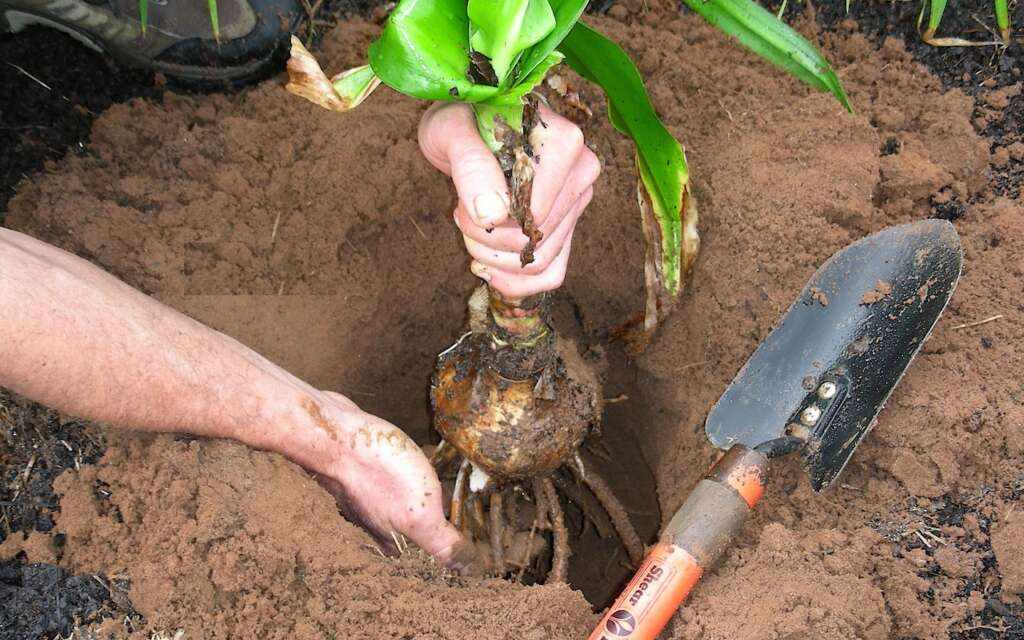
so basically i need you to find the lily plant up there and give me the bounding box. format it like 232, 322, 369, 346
286, 0, 851, 334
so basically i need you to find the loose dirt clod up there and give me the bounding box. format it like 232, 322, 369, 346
860, 280, 893, 305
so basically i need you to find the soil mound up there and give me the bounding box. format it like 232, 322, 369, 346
3, 0, 1022, 638
50, 434, 593, 638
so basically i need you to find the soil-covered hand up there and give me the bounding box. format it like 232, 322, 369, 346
304, 391, 480, 573
1, 229, 481, 573
419, 102, 600, 299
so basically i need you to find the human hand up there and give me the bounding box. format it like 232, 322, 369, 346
275, 391, 479, 573
418, 102, 600, 299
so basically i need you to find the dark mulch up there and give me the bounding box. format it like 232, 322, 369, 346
0, 390, 104, 545
0, 560, 130, 640
0, 29, 160, 222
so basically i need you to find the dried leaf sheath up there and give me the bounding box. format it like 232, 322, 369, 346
286, 37, 382, 112
637, 161, 700, 333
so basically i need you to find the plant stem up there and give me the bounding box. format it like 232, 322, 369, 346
486, 288, 555, 380
473, 102, 525, 152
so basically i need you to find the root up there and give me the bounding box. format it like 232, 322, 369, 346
540, 478, 570, 583
490, 491, 506, 576
430, 440, 458, 471
472, 495, 487, 531
439, 451, 637, 585
572, 460, 644, 566
467, 493, 489, 541
450, 459, 470, 529
552, 471, 616, 541
516, 511, 540, 582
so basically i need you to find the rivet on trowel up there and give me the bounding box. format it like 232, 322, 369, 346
800, 405, 822, 426
817, 381, 838, 400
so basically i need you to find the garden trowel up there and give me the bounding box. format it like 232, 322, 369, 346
588, 219, 962, 640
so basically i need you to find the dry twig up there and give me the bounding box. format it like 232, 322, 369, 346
951, 314, 1003, 330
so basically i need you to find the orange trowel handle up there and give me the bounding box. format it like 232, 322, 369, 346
586, 445, 769, 640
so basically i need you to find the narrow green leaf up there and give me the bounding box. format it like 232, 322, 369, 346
994, 0, 1009, 29
927, 0, 948, 34
559, 21, 690, 298
682, 0, 852, 113
468, 0, 555, 84
138, 0, 148, 35
208, 0, 220, 43
517, 0, 588, 79
994, 0, 1009, 40
368, 0, 500, 102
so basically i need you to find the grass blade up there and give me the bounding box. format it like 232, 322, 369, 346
994, 0, 1010, 42
920, 0, 948, 40
138, 0, 147, 35
682, 0, 852, 112
208, 0, 220, 43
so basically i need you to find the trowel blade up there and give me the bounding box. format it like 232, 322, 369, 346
705, 219, 963, 490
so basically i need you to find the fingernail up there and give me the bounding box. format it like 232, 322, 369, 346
472, 192, 508, 227
470, 261, 491, 282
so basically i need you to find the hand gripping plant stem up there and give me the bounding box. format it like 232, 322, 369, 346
285, 0, 851, 581
286, 0, 851, 337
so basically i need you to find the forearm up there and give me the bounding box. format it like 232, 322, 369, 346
0, 229, 344, 472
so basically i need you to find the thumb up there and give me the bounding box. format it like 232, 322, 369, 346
419, 103, 510, 228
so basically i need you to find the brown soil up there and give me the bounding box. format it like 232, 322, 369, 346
3, 1, 1023, 638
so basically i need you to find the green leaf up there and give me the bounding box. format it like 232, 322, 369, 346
368, 0, 501, 102
491, 52, 564, 105
682, 0, 852, 113
559, 21, 693, 303
208, 0, 220, 42
517, 0, 588, 79
923, 0, 948, 35
994, 0, 1009, 40
138, 0, 148, 35
468, 0, 555, 84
